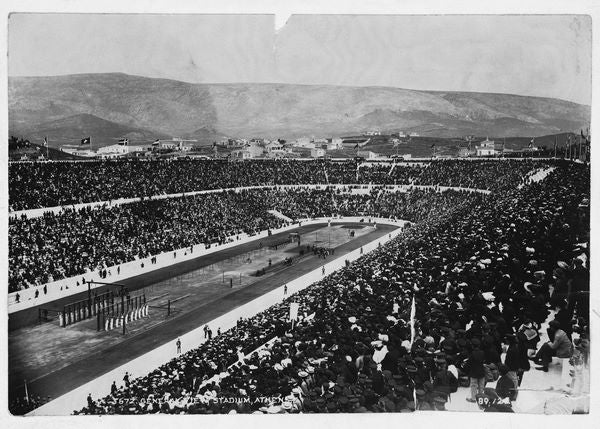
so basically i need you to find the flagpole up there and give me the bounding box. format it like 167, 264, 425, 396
410, 296, 416, 346
24, 379, 29, 405
570, 136, 573, 160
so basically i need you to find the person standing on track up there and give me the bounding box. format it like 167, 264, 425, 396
176, 338, 181, 354
284, 284, 288, 295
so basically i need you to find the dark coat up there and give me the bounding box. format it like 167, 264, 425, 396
464, 349, 486, 379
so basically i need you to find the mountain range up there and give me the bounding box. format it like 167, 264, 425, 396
8, 73, 590, 147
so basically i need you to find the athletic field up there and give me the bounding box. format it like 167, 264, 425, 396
9, 222, 398, 407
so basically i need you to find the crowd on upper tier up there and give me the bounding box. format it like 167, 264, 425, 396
67, 162, 588, 415
8, 188, 480, 293
9, 159, 549, 210
267, 188, 485, 225
9, 190, 282, 292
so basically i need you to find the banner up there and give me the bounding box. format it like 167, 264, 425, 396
289, 302, 299, 321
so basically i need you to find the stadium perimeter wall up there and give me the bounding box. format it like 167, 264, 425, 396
28, 216, 407, 416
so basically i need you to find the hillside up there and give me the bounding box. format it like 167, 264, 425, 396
8, 142, 86, 161
8, 73, 590, 144
10, 113, 171, 147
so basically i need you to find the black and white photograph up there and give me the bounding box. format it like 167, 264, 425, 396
1, 0, 597, 425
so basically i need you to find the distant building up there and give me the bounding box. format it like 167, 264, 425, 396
157, 140, 195, 151
231, 149, 254, 160
341, 136, 370, 148
458, 147, 475, 158
60, 146, 96, 157
98, 144, 147, 155
220, 138, 248, 148
475, 138, 496, 157
97, 147, 127, 159
294, 137, 315, 148
327, 137, 343, 150
311, 148, 326, 158
159, 141, 178, 150
265, 141, 284, 152
357, 150, 381, 160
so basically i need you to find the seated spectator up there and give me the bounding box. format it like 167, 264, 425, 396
534, 320, 573, 372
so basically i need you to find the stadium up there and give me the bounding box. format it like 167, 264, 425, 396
5, 11, 594, 421
7, 157, 590, 415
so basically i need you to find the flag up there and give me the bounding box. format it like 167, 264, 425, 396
430, 144, 435, 148
152, 139, 160, 146
118, 138, 129, 146
289, 302, 299, 321
24, 379, 29, 405
43, 136, 48, 147
354, 144, 359, 150
581, 129, 591, 145
528, 138, 534, 148
80, 137, 91, 145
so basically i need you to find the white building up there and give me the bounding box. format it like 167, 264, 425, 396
247, 144, 265, 158
311, 148, 326, 158
159, 141, 178, 150
265, 141, 284, 152
60, 146, 96, 157
97, 144, 129, 154
294, 137, 314, 148
327, 138, 343, 150
231, 149, 254, 160
357, 150, 381, 160
476, 138, 496, 157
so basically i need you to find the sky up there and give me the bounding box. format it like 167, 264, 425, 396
8, 14, 592, 104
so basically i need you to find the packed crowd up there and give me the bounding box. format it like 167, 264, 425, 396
412, 160, 547, 191
9, 159, 549, 210
9, 190, 287, 292
8, 187, 478, 292
267, 188, 484, 225
74, 160, 589, 414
